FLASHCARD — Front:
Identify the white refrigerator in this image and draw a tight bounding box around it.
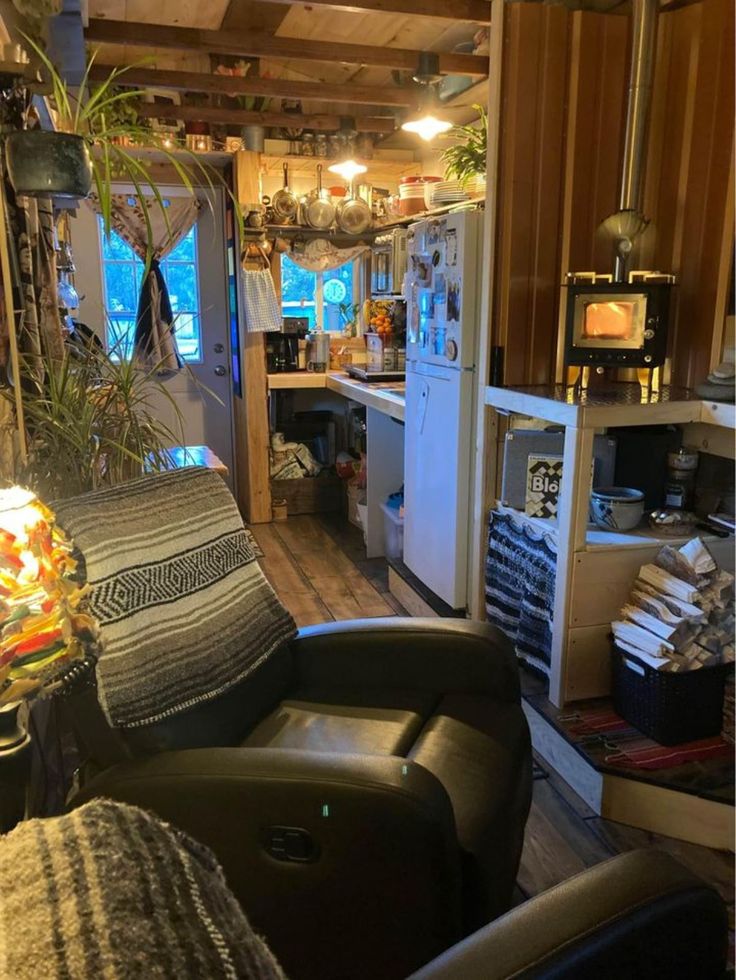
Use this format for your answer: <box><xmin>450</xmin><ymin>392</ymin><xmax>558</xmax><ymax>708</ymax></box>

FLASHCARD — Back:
<box><xmin>403</xmin><ymin>210</ymin><xmax>483</xmax><ymax>609</ymax></box>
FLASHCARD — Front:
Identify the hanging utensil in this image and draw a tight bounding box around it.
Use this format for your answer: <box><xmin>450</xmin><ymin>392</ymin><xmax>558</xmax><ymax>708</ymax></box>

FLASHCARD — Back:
<box><xmin>336</xmin><ymin>179</ymin><xmax>372</xmax><ymax>236</ymax></box>
<box><xmin>271</xmin><ymin>163</ymin><xmax>298</xmax><ymax>224</ymax></box>
<box><xmin>304</xmin><ymin>164</ymin><xmax>336</xmax><ymax>231</ymax></box>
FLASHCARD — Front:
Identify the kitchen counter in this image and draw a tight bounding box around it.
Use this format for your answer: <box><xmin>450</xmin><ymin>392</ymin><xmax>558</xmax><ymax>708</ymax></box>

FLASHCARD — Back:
<box><xmin>267</xmin><ymin>371</ymin><xmax>405</xmax><ymax>422</ymax></box>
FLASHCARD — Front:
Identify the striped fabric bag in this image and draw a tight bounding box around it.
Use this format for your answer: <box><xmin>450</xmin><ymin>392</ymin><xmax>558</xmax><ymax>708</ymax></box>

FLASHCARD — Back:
<box><xmin>52</xmin><ymin>467</ymin><xmax>296</xmax><ymax>728</ymax></box>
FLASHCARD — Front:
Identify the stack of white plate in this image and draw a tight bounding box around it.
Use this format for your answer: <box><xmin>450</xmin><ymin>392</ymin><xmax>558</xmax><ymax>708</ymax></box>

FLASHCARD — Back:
<box><xmin>425</xmin><ymin>176</ymin><xmax>486</xmax><ymax>209</ymax></box>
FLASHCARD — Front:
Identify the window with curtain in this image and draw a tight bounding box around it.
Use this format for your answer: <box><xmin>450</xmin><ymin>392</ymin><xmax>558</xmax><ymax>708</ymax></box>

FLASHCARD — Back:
<box><xmin>280</xmin><ymin>254</ymin><xmax>358</xmax><ymax>332</ymax></box>
<box><xmin>97</xmin><ymin>218</ymin><xmax>202</xmax><ymax>361</ymax></box>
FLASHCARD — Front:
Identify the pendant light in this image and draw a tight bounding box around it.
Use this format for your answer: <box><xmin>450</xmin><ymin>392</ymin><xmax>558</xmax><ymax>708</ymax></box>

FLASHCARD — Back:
<box><xmin>328</xmin><ymin>117</ymin><xmax>367</xmax><ymax>182</ymax></box>
<box><xmin>401</xmin><ymin>52</ymin><xmax>452</xmax><ymax>143</ymax></box>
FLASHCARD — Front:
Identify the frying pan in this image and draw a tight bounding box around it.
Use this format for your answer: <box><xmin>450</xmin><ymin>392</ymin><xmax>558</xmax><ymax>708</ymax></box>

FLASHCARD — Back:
<box><xmin>271</xmin><ymin>163</ymin><xmax>298</xmax><ymax>223</ymax></box>
<box><xmin>335</xmin><ymin>181</ymin><xmax>372</xmax><ymax>235</ymax></box>
<box><xmin>304</xmin><ymin>164</ymin><xmax>335</xmax><ymax>230</ymax></box>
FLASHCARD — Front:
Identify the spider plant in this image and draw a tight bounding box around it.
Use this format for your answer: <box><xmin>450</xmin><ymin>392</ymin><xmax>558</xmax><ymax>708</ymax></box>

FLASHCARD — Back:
<box><xmin>440</xmin><ymin>104</ymin><xmax>488</xmax><ymax>186</ymax></box>
<box><xmin>11</xmin><ymin>334</ymin><xmax>185</xmax><ymax>501</ymax></box>
<box><xmin>19</xmin><ymin>36</ymin><xmax>241</xmax><ymax>262</ymax></box>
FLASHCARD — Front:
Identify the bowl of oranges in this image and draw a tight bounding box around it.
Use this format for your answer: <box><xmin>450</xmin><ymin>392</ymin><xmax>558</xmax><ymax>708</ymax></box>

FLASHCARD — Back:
<box><xmin>364</xmin><ymin>300</ymin><xmax>394</xmax><ymax>344</ymax></box>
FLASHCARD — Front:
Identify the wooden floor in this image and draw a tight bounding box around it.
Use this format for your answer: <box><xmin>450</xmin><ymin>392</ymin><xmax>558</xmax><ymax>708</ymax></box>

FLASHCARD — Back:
<box><xmin>255</xmin><ymin>514</ymin><xmax>734</xmax><ymax>938</ymax></box>
<box><xmin>251</xmin><ymin>513</ymin><xmax>407</xmax><ymax>626</ymax></box>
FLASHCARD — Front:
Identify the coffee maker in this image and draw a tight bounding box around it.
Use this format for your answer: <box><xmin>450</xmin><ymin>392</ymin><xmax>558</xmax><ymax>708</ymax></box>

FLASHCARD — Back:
<box><xmin>266</xmin><ymin>316</ymin><xmax>309</xmax><ymax>372</ymax></box>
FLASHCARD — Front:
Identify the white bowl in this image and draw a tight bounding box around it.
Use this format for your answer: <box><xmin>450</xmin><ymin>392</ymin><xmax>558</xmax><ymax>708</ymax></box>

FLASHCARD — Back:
<box><xmin>590</xmin><ymin>487</ymin><xmax>645</xmax><ymax>531</ymax></box>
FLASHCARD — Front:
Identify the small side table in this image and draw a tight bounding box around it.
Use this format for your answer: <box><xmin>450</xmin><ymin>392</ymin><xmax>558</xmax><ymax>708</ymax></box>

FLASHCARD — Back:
<box><xmin>163</xmin><ymin>445</ymin><xmax>229</xmax><ymax>478</ymax></box>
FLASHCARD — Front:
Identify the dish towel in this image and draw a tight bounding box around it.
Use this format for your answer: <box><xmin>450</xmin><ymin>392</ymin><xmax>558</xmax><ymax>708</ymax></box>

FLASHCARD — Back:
<box><xmin>0</xmin><ymin>799</ymin><xmax>285</xmax><ymax>979</ymax></box>
<box><xmin>52</xmin><ymin>467</ymin><xmax>296</xmax><ymax>728</ymax></box>
<box><xmin>241</xmin><ymin>254</ymin><xmax>283</xmax><ymax>333</ymax></box>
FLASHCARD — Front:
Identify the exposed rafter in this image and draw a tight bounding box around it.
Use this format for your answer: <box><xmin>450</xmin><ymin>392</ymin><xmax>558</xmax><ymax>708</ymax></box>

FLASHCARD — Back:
<box><xmin>89</xmin><ymin>64</ymin><xmax>418</xmax><ymax>108</ymax></box>
<box><xmin>235</xmin><ymin>0</ymin><xmax>491</xmax><ymax>23</ymax></box>
<box><xmin>85</xmin><ymin>19</ymin><xmax>489</xmax><ymax>77</ymax></box>
<box><xmin>136</xmin><ymin>102</ymin><xmax>396</xmax><ymax>133</ymax></box>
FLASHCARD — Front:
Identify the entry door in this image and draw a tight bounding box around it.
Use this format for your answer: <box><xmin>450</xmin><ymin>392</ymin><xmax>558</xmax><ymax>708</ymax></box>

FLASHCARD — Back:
<box><xmin>152</xmin><ymin>189</ymin><xmax>235</xmax><ymax>486</ymax></box>
<box><xmin>75</xmin><ymin>186</ymin><xmax>235</xmax><ymax>489</ymax></box>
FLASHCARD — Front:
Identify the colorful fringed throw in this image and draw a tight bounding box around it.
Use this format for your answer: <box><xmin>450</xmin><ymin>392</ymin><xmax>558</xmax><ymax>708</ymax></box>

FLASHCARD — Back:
<box><xmin>53</xmin><ymin>467</ymin><xmax>296</xmax><ymax>728</ymax></box>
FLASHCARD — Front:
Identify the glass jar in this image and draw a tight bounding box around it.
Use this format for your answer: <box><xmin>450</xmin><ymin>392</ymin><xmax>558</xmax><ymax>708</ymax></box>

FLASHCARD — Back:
<box><xmin>664</xmin><ymin>447</ymin><xmax>699</xmax><ymax>510</ymax></box>
<box><xmin>314</xmin><ymin>133</ymin><xmax>328</xmax><ymax>158</ymax></box>
<box><xmin>356</xmin><ymin>132</ymin><xmax>374</xmax><ymax>159</ymax></box>
<box><xmin>301</xmin><ymin>132</ymin><xmax>315</xmax><ymax>156</ymax></box>
<box><xmin>327</xmin><ymin>134</ymin><xmax>342</xmax><ymax>159</ymax></box>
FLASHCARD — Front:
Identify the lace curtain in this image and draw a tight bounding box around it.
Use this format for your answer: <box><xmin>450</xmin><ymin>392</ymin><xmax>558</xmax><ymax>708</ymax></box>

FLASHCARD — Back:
<box><xmin>287</xmin><ymin>239</ymin><xmax>370</xmax><ymax>273</ymax></box>
<box><xmin>88</xmin><ymin>194</ymin><xmax>200</xmax><ymax>374</ymax></box>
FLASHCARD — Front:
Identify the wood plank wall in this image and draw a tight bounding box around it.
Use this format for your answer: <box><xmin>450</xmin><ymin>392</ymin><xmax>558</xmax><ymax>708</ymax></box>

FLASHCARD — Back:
<box><xmin>493</xmin><ymin>0</ymin><xmax>734</xmax><ymax>390</ymax></box>
<box><xmin>641</xmin><ymin>0</ymin><xmax>735</xmax><ymax>388</ymax></box>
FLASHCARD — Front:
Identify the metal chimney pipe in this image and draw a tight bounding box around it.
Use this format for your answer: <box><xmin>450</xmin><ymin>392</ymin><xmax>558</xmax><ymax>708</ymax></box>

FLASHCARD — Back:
<box><xmin>618</xmin><ymin>0</ymin><xmax>659</xmax><ymax>213</ymax></box>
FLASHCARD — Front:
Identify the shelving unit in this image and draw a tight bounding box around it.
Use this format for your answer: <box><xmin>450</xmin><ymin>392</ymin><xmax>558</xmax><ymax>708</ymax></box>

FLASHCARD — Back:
<box><xmin>485</xmin><ymin>383</ymin><xmax>736</xmax><ymax>707</ymax></box>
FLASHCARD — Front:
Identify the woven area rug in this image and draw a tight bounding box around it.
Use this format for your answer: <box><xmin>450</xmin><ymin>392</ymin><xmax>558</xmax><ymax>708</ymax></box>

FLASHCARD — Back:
<box><xmin>53</xmin><ymin>467</ymin><xmax>296</xmax><ymax>728</ymax></box>
<box><xmin>560</xmin><ymin>707</ymin><xmax>734</xmax><ymax>770</ymax></box>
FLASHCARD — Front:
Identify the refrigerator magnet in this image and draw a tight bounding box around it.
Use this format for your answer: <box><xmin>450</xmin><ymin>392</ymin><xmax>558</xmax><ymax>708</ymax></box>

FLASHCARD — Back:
<box><xmin>446</xmin><ymin>229</ymin><xmax>458</xmax><ymax>267</ymax></box>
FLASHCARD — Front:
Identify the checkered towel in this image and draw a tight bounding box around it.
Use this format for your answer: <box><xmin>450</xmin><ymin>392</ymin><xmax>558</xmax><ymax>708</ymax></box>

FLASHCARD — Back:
<box><xmin>241</xmin><ymin>267</ymin><xmax>283</xmax><ymax>333</ymax></box>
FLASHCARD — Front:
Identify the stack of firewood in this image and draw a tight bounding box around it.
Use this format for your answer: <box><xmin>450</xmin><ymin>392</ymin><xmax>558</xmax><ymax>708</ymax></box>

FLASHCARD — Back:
<box><xmin>612</xmin><ymin>538</ymin><xmax>735</xmax><ymax>673</ymax></box>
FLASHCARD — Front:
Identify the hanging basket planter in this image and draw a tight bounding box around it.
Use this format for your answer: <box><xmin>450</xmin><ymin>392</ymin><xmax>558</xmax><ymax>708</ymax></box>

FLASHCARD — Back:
<box><xmin>5</xmin><ymin>131</ymin><xmax>93</xmax><ymax>200</ymax></box>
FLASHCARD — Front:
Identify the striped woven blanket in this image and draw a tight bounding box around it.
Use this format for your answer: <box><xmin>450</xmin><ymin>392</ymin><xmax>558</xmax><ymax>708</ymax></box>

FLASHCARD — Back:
<box><xmin>0</xmin><ymin>799</ymin><xmax>285</xmax><ymax>979</ymax></box>
<box><xmin>53</xmin><ymin>467</ymin><xmax>296</xmax><ymax>728</ymax></box>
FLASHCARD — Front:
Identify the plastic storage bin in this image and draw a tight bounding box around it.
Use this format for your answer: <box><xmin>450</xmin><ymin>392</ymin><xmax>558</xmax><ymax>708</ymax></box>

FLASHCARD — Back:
<box><xmin>611</xmin><ymin>644</ymin><xmax>732</xmax><ymax>745</ymax></box>
<box><xmin>380</xmin><ymin>502</ymin><xmax>404</xmax><ymax>559</ymax></box>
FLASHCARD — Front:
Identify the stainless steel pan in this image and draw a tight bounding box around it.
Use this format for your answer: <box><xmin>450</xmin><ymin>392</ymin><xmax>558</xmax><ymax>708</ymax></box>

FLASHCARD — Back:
<box><xmin>304</xmin><ymin>164</ymin><xmax>335</xmax><ymax>230</ymax></box>
<box><xmin>335</xmin><ymin>181</ymin><xmax>372</xmax><ymax>235</ymax></box>
<box><xmin>271</xmin><ymin>163</ymin><xmax>298</xmax><ymax>223</ymax></box>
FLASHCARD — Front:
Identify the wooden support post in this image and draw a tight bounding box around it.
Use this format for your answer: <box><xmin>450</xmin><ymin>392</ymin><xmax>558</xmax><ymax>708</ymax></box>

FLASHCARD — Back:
<box><xmin>233</xmin><ymin>150</ymin><xmax>272</xmax><ymax>523</ymax></box>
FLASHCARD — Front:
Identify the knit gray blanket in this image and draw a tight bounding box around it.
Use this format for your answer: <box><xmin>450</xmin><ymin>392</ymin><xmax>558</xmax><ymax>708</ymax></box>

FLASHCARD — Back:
<box><xmin>0</xmin><ymin>799</ymin><xmax>285</xmax><ymax>979</ymax></box>
<box><xmin>53</xmin><ymin>467</ymin><xmax>296</xmax><ymax>728</ymax></box>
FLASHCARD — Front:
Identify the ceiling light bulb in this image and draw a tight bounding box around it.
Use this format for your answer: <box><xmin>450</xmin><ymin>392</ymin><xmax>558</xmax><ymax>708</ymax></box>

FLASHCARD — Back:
<box><xmin>401</xmin><ymin>114</ymin><xmax>453</xmax><ymax>142</ymax></box>
<box><xmin>328</xmin><ymin>159</ymin><xmax>368</xmax><ymax>182</ymax></box>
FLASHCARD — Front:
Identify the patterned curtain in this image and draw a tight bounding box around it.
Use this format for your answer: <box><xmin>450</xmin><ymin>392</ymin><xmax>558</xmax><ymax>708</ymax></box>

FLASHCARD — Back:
<box><xmin>288</xmin><ymin>238</ymin><xmax>370</xmax><ymax>273</ymax></box>
<box><xmin>88</xmin><ymin>194</ymin><xmax>200</xmax><ymax>375</ymax></box>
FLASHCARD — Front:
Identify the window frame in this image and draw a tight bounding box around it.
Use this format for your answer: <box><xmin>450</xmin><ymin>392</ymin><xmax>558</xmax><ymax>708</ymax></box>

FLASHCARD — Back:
<box><xmin>96</xmin><ymin>217</ymin><xmax>203</xmax><ymax>364</ymax></box>
<box><xmin>280</xmin><ymin>253</ymin><xmax>363</xmax><ymax>334</ymax></box>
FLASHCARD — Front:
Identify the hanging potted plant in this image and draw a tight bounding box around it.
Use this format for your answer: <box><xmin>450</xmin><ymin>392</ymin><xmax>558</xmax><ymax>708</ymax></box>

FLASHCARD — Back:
<box><xmin>439</xmin><ymin>104</ymin><xmax>488</xmax><ymax>191</ymax></box>
<box><xmin>4</xmin><ymin>40</ymin><xmax>231</xmax><ymax>251</ymax></box>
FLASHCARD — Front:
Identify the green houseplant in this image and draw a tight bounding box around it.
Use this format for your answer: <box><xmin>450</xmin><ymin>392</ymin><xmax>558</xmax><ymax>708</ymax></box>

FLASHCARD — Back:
<box><xmin>5</xmin><ymin>39</ymin><xmax>231</xmax><ymax>257</ymax></box>
<box><xmin>13</xmin><ymin>337</ymin><xmax>185</xmax><ymax>501</ymax></box>
<box><xmin>440</xmin><ymin>104</ymin><xmax>488</xmax><ymax>187</ymax></box>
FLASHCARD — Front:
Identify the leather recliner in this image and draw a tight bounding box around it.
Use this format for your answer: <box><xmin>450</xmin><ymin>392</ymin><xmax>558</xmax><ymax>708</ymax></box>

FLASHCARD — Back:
<box><xmin>68</xmin><ymin>617</ymin><xmax>533</xmax><ymax>980</ymax></box>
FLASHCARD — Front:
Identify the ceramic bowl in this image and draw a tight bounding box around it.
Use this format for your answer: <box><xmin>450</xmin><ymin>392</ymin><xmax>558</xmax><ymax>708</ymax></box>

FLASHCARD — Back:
<box><xmin>590</xmin><ymin>487</ymin><xmax>645</xmax><ymax>531</ymax></box>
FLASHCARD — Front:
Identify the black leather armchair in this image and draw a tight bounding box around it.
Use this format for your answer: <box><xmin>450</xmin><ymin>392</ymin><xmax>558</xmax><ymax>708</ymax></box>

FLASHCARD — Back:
<box><xmin>68</xmin><ymin>617</ymin><xmax>533</xmax><ymax>980</ymax></box>
<box><xmin>411</xmin><ymin>849</ymin><xmax>729</xmax><ymax>979</ymax></box>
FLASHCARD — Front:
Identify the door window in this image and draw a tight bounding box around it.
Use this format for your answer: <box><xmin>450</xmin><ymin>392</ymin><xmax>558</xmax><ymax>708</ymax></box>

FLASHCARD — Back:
<box><xmin>97</xmin><ymin>218</ymin><xmax>202</xmax><ymax>362</ymax></box>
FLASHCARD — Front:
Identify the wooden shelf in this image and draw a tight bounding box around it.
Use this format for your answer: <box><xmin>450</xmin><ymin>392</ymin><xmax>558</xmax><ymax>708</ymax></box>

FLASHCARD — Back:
<box><xmin>485</xmin><ymin>384</ymin><xmax>736</xmax><ymax>431</ymax></box>
<box><xmin>493</xmin><ymin>503</ymin><xmax>732</xmax><ymax>553</ymax></box>
<box><xmin>261</xmin><ymin>153</ymin><xmax>421</xmax><ymax>182</ymax></box>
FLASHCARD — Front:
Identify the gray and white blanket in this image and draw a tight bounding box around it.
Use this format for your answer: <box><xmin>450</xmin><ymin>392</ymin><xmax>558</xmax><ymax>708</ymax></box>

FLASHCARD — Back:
<box><xmin>0</xmin><ymin>799</ymin><xmax>285</xmax><ymax>979</ymax></box>
<box><xmin>53</xmin><ymin>467</ymin><xmax>296</xmax><ymax>728</ymax></box>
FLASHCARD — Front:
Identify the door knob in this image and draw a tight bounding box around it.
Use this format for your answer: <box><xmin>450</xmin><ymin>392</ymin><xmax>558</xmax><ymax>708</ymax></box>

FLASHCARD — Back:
<box><xmin>213</xmin><ymin>343</ymin><xmax>224</xmax><ymax>353</ymax></box>
<box><xmin>214</xmin><ymin>365</ymin><xmax>227</xmax><ymax>376</ymax></box>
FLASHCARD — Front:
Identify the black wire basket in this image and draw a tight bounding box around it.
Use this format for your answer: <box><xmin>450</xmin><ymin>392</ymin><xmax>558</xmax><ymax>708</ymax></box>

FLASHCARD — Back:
<box><xmin>611</xmin><ymin>644</ymin><xmax>733</xmax><ymax>746</ymax></box>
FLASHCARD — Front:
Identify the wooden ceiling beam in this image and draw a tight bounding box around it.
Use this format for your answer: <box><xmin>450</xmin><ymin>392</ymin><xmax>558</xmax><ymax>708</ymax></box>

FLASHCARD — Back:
<box><xmin>136</xmin><ymin>102</ymin><xmax>396</xmax><ymax>133</ymax></box>
<box><xmin>85</xmin><ymin>18</ymin><xmax>489</xmax><ymax>77</ymax></box>
<box><xmin>236</xmin><ymin>0</ymin><xmax>491</xmax><ymax>23</ymax></box>
<box><xmin>89</xmin><ymin>64</ymin><xmax>417</xmax><ymax>107</ymax></box>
